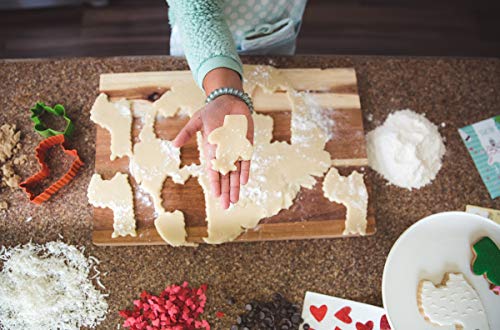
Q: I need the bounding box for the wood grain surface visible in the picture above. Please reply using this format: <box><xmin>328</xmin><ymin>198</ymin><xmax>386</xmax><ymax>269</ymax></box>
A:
<box><xmin>92</xmin><ymin>68</ymin><xmax>375</xmax><ymax>245</ymax></box>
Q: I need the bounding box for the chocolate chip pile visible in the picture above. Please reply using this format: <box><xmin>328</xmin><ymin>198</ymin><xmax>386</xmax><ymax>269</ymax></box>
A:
<box><xmin>231</xmin><ymin>293</ymin><xmax>308</xmax><ymax>330</ymax></box>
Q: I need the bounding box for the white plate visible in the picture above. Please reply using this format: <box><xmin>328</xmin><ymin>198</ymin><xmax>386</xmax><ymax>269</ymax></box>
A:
<box><xmin>382</xmin><ymin>211</ymin><xmax>500</xmax><ymax>330</ymax></box>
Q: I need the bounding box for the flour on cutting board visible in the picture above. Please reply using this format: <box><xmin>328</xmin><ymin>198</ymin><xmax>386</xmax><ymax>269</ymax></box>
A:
<box><xmin>88</xmin><ymin>65</ymin><xmax>369</xmax><ymax>245</ymax></box>
<box><xmin>366</xmin><ymin>109</ymin><xmax>445</xmax><ymax>189</ymax></box>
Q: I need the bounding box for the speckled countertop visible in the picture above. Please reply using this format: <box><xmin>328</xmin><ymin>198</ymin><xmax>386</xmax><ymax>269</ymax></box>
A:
<box><xmin>0</xmin><ymin>55</ymin><xmax>499</xmax><ymax>329</ymax></box>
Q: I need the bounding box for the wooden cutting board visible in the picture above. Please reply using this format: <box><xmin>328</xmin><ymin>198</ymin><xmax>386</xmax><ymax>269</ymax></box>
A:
<box><xmin>92</xmin><ymin>68</ymin><xmax>375</xmax><ymax>246</ymax></box>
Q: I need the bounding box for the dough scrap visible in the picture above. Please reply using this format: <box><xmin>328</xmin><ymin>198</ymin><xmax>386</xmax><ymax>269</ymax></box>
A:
<box><xmin>153</xmin><ymin>81</ymin><xmax>205</xmax><ymax>118</ymax></box>
<box><xmin>130</xmin><ymin>101</ymin><xmax>195</xmax><ymax>247</ymax></box>
<box><xmin>87</xmin><ymin>172</ymin><xmax>136</xmax><ymax>238</ymax></box>
<box><xmin>289</xmin><ymin>90</ymin><xmax>335</xmax><ymax>149</ymax></box>
<box><xmin>417</xmin><ymin>273</ymin><xmax>489</xmax><ymax>330</ymax></box>
<box><xmin>154</xmin><ymin>210</ymin><xmax>196</xmax><ymax>247</ymax></box>
<box><xmin>243</xmin><ymin>65</ymin><xmax>292</xmax><ymax>94</ymax></box>
<box><xmin>90</xmin><ymin>93</ymin><xmax>132</xmax><ymax>160</ymax></box>
<box><xmin>129</xmin><ymin>102</ymin><xmax>191</xmax><ymax>213</ymax></box>
<box><xmin>198</xmin><ymin>112</ymin><xmax>331</xmax><ymax>244</ymax></box>
<box><xmin>208</xmin><ymin>115</ymin><xmax>253</xmax><ymax>175</ymax></box>
<box><xmin>322</xmin><ymin>167</ymin><xmax>368</xmax><ymax>235</ymax></box>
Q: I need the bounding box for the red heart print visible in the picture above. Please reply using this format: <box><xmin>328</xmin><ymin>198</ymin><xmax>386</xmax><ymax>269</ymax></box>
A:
<box><xmin>334</xmin><ymin>306</ymin><xmax>353</xmax><ymax>324</ymax></box>
<box><xmin>310</xmin><ymin>304</ymin><xmax>328</xmax><ymax>322</ymax></box>
<box><xmin>334</xmin><ymin>327</ymin><xmax>342</xmax><ymax>330</ymax></box>
<box><xmin>356</xmin><ymin>320</ymin><xmax>374</xmax><ymax>330</ymax></box>
<box><xmin>380</xmin><ymin>315</ymin><xmax>391</xmax><ymax>330</ymax></box>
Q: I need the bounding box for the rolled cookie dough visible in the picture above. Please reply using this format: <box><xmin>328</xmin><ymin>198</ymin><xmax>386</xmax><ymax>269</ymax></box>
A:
<box><xmin>208</xmin><ymin>115</ymin><xmax>253</xmax><ymax>175</ymax></box>
<box><xmin>129</xmin><ymin>101</ymin><xmax>191</xmax><ymax>214</ymax></box>
<box><xmin>198</xmin><ymin>113</ymin><xmax>331</xmax><ymax>243</ymax></box>
<box><xmin>87</xmin><ymin>172</ymin><xmax>136</xmax><ymax>238</ymax></box>
<box><xmin>322</xmin><ymin>167</ymin><xmax>368</xmax><ymax>235</ymax></box>
<box><xmin>90</xmin><ymin>93</ymin><xmax>132</xmax><ymax>160</ymax></box>
<box><xmin>243</xmin><ymin>65</ymin><xmax>292</xmax><ymax>95</ymax></box>
<box><xmin>153</xmin><ymin>81</ymin><xmax>205</xmax><ymax>118</ymax></box>
<box><xmin>154</xmin><ymin>210</ymin><xmax>195</xmax><ymax>247</ymax></box>
<box><xmin>130</xmin><ymin>101</ymin><xmax>196</xmax><ymax>247</ymax></box>
<box><xmin>418</xmin><ymin>273</ymin><xmax>489</xmax><ymax>330</ymax></box>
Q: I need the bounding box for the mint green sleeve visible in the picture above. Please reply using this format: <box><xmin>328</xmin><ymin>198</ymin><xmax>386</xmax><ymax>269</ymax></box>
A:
<box><xmin>167</xmin><ymin>0</ymin><xmax>243</xmax><ymax>89</ymax></box>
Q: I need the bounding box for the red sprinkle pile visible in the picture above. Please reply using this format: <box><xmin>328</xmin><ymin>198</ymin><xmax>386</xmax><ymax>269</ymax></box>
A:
<box><xmin>119</xmin><ymin>282</ymin><xmax>210</xmax><ymax>330</ymax></box>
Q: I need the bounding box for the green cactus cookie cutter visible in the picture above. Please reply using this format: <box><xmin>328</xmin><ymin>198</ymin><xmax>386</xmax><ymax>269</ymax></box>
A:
<box><xmin>30</xmin><ymin>102</ymin><xmax>74</xmax><ymax>138</ymax></box>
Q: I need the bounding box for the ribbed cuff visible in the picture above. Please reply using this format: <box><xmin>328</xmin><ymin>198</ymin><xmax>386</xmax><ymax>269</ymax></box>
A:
<box><xmin>196</xmin><ymin>55</ymin><xmax>243</xmax><ymax>88</ymax></box>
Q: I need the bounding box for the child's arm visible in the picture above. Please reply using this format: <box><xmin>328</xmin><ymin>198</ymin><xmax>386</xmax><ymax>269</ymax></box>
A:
<box><xmin>167</xmin><ymin>0</ymin><xmax>253</xmax><ymax>209</ymax></box>
<box><xmin>167</xmin><ymin>0</ymin><xmax>243</xmax><ymax>88</ymax></box>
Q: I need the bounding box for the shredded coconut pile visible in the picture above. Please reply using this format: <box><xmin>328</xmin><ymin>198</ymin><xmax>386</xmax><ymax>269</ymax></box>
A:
<box><xmin>366</xmin><ymin>109</ymin><xmax>445</xmax><ymax>189</ymax></box>
<box><xmin>0</xmin><ymin>241</ymin><xmax>108</xmax><ymax>330</ymax></box>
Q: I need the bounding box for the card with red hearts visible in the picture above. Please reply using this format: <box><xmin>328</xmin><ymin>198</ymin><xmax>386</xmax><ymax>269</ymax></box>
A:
<box><xmin>301</xmin><ymin>291</ymin><xmax>391</xmax><ymax>330</ymax></box>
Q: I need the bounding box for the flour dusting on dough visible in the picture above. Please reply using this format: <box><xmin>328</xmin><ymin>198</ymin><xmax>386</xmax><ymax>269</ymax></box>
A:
<box><xmin>90</xmin><ymin>93</ymin><xmax>132</xmax><ymax>160</ymax></box>
<box><xmin>289</xmin><ymin>90</ymin><xmax>335</xmax><ymax>148</ymax></box>
<box><xmin>129</xmin><ymin>101</ymin><xmax>191</xmax><ymax>213</ymax></box>
<box><xmin>89</xmin><ymin>65</ymin><xmax>369</xmax><ymax>245</ymax></box>
<box><xmin>129</xmin><ymin>101</ymin><xmax>193</xmax><ymax>246</ymax></box>
<box><xmin>322</xmin><ymin>167</ymin><xmax>368</xmax><ymax>235</ymax></box>
<box><xmin>87</xmin><ymin>172</ymin><xmax>136</xmax><ymax>238</ymax></box>
<box><xmin>198</xmin><ymin>112</ymin><xmax>332</xmax><ymax>244</ymax></box>
<box><xmin>153</xmin><ymin>81</ymin><xmax>205</xmax><ymax>118</ymax></box>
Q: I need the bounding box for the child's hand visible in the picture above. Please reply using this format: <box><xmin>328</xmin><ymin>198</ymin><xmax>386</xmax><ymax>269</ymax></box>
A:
<box><xmin>173</xmin><ymin>94</ymin><xmax>254</xmax><ymax>209</ymax></box>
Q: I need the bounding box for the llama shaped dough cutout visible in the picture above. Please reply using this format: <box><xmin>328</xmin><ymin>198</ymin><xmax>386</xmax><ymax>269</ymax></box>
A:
<box><xmin>418</xmin><ymin>273</ymin><xmax>490</xmax><ymax>330</ymax></box>
<box><xmin>87</xmin><ymin>172</ymin><xmax>137</xmax><ymax>238</ymax></box>
<box><xmin>322</xmin><ymin>167</ymin><xmax>368</xmax><ymax>235</ymax></box>
<box><xmin>208</xmin><ymin>115</ymin><xmax>253</xmax><ymax>175</ymax></box>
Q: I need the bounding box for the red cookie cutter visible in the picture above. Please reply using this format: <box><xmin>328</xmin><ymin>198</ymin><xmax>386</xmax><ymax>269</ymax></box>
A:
<box><xmin>19</xmin><ymin>134</ymin><xmax>84</xmax><ymax>205</ymax></box>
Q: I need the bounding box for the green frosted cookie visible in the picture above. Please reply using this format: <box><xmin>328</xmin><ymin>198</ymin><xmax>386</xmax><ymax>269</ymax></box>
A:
<box><xmin>472</xmin><ymin>237</ymin><xmax>500</xmax><ymax>286</ymax></box>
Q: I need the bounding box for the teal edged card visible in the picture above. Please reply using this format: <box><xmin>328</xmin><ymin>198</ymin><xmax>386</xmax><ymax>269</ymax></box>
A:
<box><xmin>459</xmin><ymin>115</ymin><xmax>500</xmax><ymax>199</ymax></box>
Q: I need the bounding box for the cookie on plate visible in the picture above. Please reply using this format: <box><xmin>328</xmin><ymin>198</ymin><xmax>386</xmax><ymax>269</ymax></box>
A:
<box><xmin>417</xmin><ymin>273</ymin><xmax>489</xmax><ymax>330</ymax></box>
<box><xmin>471</xmin><ymin>236</ymin><xmax>500</xmax><ymax>292</ymax></box>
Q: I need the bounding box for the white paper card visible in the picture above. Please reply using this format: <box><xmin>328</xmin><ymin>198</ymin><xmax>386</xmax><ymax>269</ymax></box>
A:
<box><xmin>301</xmin><ymin>291</ymin><xmax>391</xmax><ymax>330</ymax></box>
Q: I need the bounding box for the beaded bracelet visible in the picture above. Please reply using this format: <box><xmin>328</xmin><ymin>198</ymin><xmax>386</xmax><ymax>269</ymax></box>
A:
<box><xmin>205</xmin><ymin>87</ymin><xmax>254</xmax><ymax>113</ymax></box>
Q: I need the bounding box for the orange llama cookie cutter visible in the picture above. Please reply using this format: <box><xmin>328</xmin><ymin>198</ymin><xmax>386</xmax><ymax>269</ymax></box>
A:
<box><xmin>19</xmin><ymin>134</ymin><xmax>84</xmax><ymax>205</ymax></box>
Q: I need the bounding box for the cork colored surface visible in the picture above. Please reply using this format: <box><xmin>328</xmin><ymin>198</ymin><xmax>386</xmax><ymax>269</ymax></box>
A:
<box><xmin>1</xmin><ymin>55</ymin><xmax>499</xmax><ymax>329</ymax></box>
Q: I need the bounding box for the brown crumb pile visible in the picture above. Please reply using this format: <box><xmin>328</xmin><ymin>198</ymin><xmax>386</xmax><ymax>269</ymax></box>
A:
<box><xmin>0</xmin><ymin>124</ymin><xmax>21</xmax><ymax>163</ymax></box>
<box><xmin>0</xmin><ymin>124</ymin><xmax>26</xmax><ymax>210</ymax></box>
